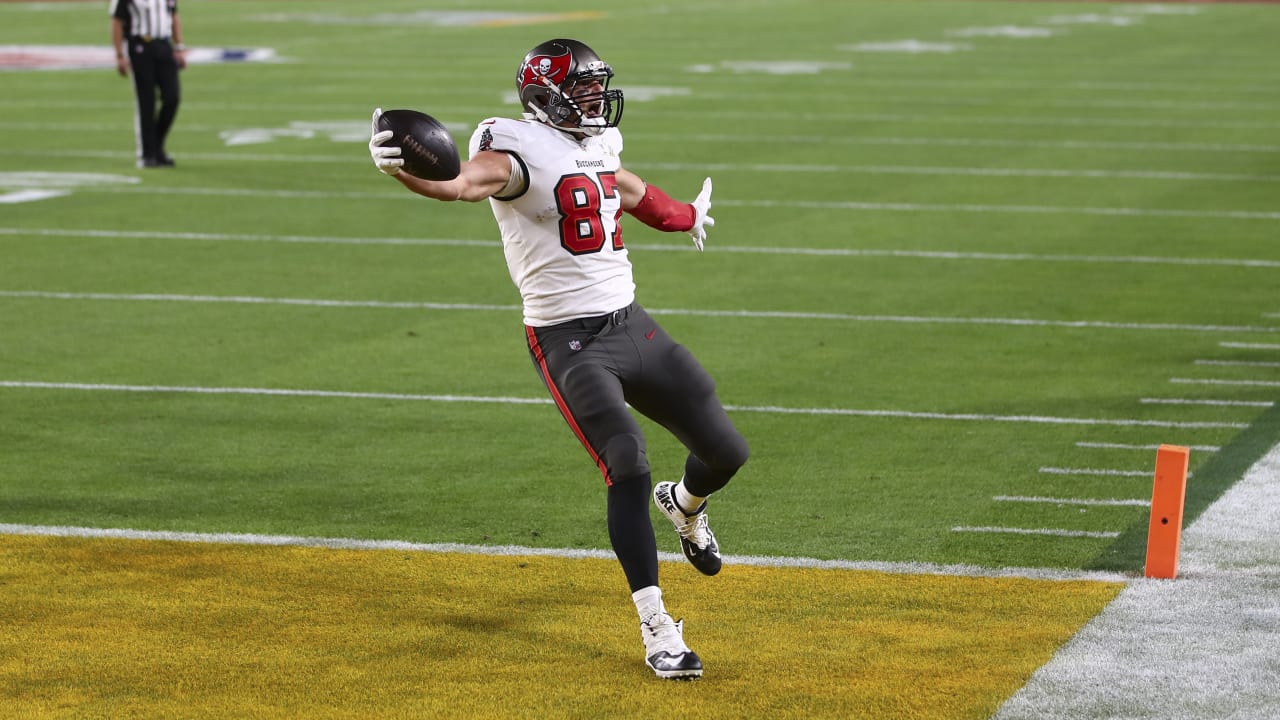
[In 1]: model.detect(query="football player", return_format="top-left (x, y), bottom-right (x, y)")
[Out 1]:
top-left (369, 38), bottom-right (749, 680)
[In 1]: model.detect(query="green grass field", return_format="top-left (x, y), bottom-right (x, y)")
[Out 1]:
top-left (2, 1), bottom-right (1279, 717)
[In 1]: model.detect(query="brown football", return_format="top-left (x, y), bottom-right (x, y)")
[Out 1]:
top-left (376, 109), bottom-right (460, 181)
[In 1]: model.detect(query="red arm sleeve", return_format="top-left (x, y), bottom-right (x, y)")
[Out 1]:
top-left (625, 184), bottom-right (695, 233)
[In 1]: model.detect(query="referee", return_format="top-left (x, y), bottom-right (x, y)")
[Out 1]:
top-left (110, 0), bottom-right (186, 168)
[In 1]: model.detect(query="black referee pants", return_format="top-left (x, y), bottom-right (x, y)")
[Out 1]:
top-left (127, 37), bottom-right (181, 162)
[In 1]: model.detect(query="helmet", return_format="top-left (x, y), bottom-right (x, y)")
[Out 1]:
top-left (516, 39), bottom-right (624, 137)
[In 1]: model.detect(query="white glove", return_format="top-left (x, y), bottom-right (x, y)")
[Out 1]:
top-left (369, 108), bottom-right (403, 176)
top-left (689, 177), bottom-right (714, 251)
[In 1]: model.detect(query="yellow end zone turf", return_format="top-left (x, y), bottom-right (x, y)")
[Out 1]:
top-left (0, 535), bottom-right (1122, 719)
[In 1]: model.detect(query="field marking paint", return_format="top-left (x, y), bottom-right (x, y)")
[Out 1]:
top-left (1140, 397), bottom-right (1274, 408)
top-left (838, 39), bottom-right (973, 54)
top-left (0, 190), bottom-right (68, 204)
top-left (994, 495), bottom-right (1151, 507)
top-left (946, 25), bottom-right (1058, 38)
top-left (1039, 467), bottom-right (1155, 478)
top-left (0, 381), bottom-right (1249, 430)
top-left (1171, 377), bottom-right (1280, 388)
top-left (643, 132), bottom-right (1280, 155)
top-left (1194, 359), bottom-right (1280, 368)
top-left (6, 226), bottom-right (1280, 270)
top-left (0, 381), bottom-right (551, 406)
top-left (1220, 342), bottom-right (1280, 350)
top-left (952, 526), bottom-right (1121, 539)
top-left (5, 289), bottom-right (1277, 337)
top-left (7, 133), bottom-right (1280, 155)
top-left (0, 290), bottom-right (516, 313)
top-left (1075, 441), bottom-right (1220, 452)
top-left (0, 523), bottom-right (1130, 584)
top-left (707, 76), bottom-right (1280, 97)
top-left (653, 308), bottom-right (1280, 335)
top-left (642, 107), bottom-right (1280, 132)
top-left (994, 442), bottom-right (1280, 719)
top-left (1040, 12), bottom-right (1143, 27)
top-left (29, 183), bottom-right (1280, 221)
top-left (629, 161), bottom-right (1280, 184)
top-left (0, 227), bottom-right (494, 248)
top-left (10, 69), bottom-right (1280, 100)
top-left (718, 199), bottom-right (1280, 222)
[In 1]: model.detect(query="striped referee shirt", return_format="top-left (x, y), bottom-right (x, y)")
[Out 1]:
top-left (110, 0), bottom-right (178, 40)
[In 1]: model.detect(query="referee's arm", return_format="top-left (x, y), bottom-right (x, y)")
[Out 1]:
top-left (110, 16), bottom-right (128, 76)
top-left (172, 11), bottom-right (186, 69)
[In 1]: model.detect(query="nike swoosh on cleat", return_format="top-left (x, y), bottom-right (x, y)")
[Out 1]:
top-left (659, 653), bottom-right (685, 667)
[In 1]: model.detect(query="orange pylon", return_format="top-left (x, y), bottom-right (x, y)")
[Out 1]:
top-left (1144, 444), bottom-right (1190, 579)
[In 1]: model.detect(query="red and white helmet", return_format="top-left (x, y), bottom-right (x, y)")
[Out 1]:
top-left (516, 38), bottom-right (624, 137)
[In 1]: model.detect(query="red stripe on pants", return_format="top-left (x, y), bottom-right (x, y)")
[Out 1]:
top-left (525, 325), bottom-right (613, 485)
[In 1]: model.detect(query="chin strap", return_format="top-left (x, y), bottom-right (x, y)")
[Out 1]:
top-left (626, 184), bottom-right (695, 232)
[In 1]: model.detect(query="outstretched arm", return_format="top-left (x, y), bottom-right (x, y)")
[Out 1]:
top-left (393, 151), bottom-right (513, 203)
top-left (369, 108), bottom-right (512, 203)
top-left (616, 168), bottom-right (715, 251)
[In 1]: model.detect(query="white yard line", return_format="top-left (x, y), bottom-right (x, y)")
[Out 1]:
top-left (1194, 359), bottom-right (1280, 368)
top-left (719, 134), bottom-right (1280, 155)
top-left (9, 149), bottom-right (1280, 182)
top-left (1075, 441), bottom-right (1220, 452)
top-left (718, 199), bottom-right (1280, 222)
top-left (952, 526), bottom-right (1121, 539)
top-left (660, 110), bottom-right (1280, 132)
top-left (1140, 398), bottom-right (1274, 408)
top-left (0, 523), bottom-right (1129, 584)
top-left (6, 133), bottom-right (1280, 155)
top-left (993, 495), bottom-right (1150, 507)
top-left (1219, 342), bottom-right (1280, 350)
top-left (993, 442), bottom-right (1280, 720)
top-left (0, 381), bottom-right (1249, 430)
top-left (5, 104), bottom-right (1280, 130)
top-left (1171, 377), bottom-right (1280, 388)
top-left (1040, 467), bottom-right (1164, 477)
top-left (2, 289), bottom-right (1277, 336)
top-left (0, 227), bottom-right (496, 249)
top-left (628, 162), bottom-right (1280, 183)
top-left (52, 186), bottom-right (1280, 221)
top-left (5, 227), bottom-right (1280, 269)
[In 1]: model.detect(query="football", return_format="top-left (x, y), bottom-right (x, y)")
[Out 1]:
top-left (376, 109), bottom-right (460, 181)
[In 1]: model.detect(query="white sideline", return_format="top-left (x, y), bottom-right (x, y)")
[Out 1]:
top-left (0, 523), bottom-right (1130, 584)
top-left (993, 442), bottom-right (1280, 720)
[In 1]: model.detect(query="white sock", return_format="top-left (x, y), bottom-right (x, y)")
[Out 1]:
top-left (674, 479), bottom-right (706, 516)
top-left (632, 585), bottom-right (665, 623)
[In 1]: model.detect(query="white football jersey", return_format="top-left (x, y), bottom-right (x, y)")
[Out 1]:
top-left (468, 117), bottom-right (634, 327)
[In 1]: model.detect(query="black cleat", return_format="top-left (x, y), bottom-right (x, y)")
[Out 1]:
top-left (653, 481), bottom-right (721, 576)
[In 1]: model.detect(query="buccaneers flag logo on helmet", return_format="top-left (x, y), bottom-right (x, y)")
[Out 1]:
top-left (519, 51), bottom-right (573, 90)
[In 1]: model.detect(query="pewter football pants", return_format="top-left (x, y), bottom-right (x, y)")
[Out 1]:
top-left (525, 302), bottom-right (749, 492)
top-left (526, 302), bottom-right (748, 591)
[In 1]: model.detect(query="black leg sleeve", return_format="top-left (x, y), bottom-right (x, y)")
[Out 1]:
top-left (607, 476), bottom-right (660, 593)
